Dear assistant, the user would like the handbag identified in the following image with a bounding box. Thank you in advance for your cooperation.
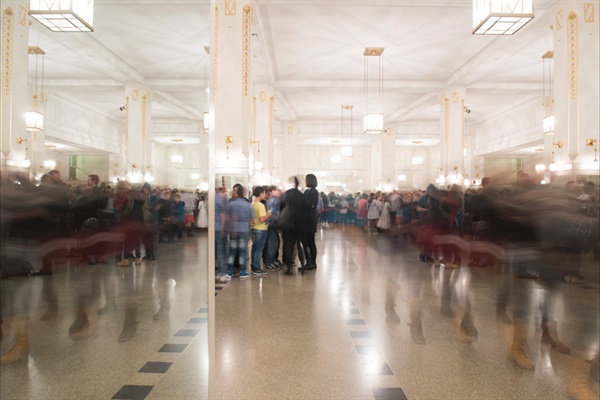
[275,206,294,231]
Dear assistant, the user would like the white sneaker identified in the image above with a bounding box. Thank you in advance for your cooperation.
[216,274,231,283]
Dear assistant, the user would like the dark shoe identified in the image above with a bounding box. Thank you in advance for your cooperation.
[35,268,53,276]
[285,265,295,275]
[251,268,267,276]
[518,272,538,280]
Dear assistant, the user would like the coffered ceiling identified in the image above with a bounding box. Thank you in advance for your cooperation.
[26,0,559,153]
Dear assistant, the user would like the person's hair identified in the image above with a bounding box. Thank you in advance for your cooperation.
[233,184,245,198]
[48,169,60,176]
[481,177,492,187]
[288,176,299,189]
[40,174,51,183]
[88,174,99,185]
[305,173,318,188]
[253,186,265,198]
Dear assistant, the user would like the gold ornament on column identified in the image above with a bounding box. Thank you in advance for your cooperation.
[567,12,578,101]
[3,7,14,97]
[242,5,251,97]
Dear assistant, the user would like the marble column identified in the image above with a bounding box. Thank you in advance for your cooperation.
[551,2,599,176]
[439,87,466,187]
[1,2,29,177]
[211,0,252,175]
[123,84,152,184]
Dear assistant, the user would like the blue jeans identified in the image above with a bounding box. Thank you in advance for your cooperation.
[215,230,227,275]
[251,229,268,270]
[264,226,280,265]
[227,231,249,276]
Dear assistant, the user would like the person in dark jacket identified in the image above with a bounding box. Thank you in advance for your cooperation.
[302,173,319,272]
[281,176,305,275]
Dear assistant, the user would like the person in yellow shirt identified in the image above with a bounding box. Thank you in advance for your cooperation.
[250,186,271,275]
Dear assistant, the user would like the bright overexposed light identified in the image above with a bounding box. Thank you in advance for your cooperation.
[171,155,183,164]
[341,146,353,157]
[43,159,56,170]
[144,173,155,182]
[330,155,341,164]
[398,174,406,182]
[543,115,555,135]
[191,173,200,180]
[254,161,263,171]
[412,156,423,166]
[535,163,547,173]
[29,0,95,32]
[464,179,471,187]
[25,111,44,131]
[472,0,534,35]
[20,159,31,168]
[541,179,547,185]
[363,113,384,135]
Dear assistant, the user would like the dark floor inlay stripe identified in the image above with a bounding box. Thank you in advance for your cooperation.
[347,309,360,314]
[355,345,380,355]
[112,385,154,400]
[198,307,208,313]
[158,343,188,353]
[372,387,408,400]
[363,362,394,376]
[138,361,172,374]
[215,286,224,290]
[579,285,596,289]
[175,329,200,337]
[345,319,366,325]
[189,317,208,324]
[350,331,371,338]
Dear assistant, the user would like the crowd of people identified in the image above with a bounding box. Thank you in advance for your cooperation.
[1,170,209,275]
[214,174,320,283]
[1,170,598,380]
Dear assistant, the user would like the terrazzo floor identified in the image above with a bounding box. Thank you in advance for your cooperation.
[1,225,599,399]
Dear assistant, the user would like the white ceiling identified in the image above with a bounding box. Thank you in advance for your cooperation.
[27,0,558,154]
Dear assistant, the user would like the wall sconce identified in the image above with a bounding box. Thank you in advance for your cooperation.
[587,138,598,162]
[225,136,233,160]
[16,137,28,145]
[551,140,563,160]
